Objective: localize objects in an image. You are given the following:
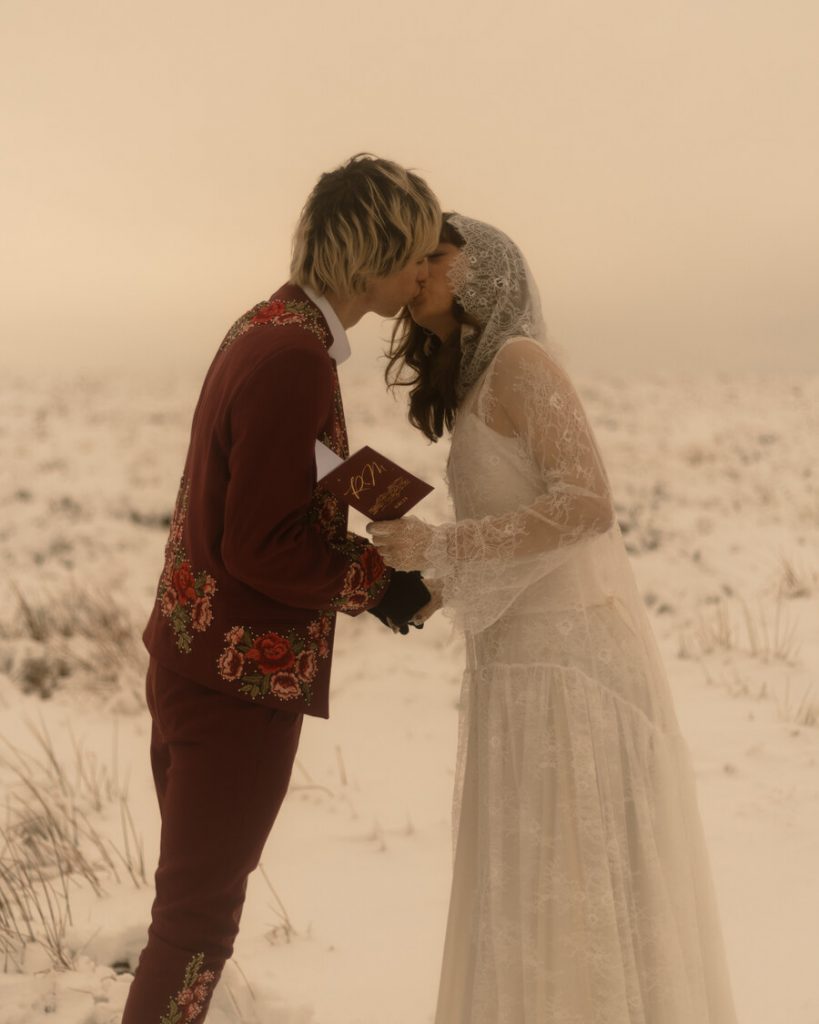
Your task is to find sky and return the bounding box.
[2,0,818,378]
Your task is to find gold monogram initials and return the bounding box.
[345,461,386,500]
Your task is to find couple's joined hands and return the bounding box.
[376,577,442,633]
[412,576,443,625]
[366,518,442,632]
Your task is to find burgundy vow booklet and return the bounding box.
[318,445,434,521]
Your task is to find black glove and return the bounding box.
[367,570,430,635]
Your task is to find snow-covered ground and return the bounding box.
[0,350,817,1024]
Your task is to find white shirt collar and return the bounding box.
[301,285,351,366]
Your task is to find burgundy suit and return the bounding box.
[142,282,392,719]
[124,284,394,1023]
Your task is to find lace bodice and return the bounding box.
[420,336,617,635]
[447,412,541,517]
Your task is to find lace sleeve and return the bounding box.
[371,339,614,632]
[447,336,612,545]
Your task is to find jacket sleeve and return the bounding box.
[221,342,390,613]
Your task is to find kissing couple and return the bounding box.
[123,154,738,1024]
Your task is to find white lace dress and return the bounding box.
[422,338,737,1023]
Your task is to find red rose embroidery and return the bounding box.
[177,987,207,1019]
[219,614,332,705]
[160,588,177,617]
[344,562,365,594]
[246,632,295,674]
[271,672,301,700]
[225,625,246,645]
[359,545,385,588]
[308,616,331,639]
[169,509,184,544]
[318,496,340,530]
[252,299,286,322]
[295,649,318,683]
[191,596,213,632]
[343,590,370,611]
[172,562,197,605]
[335,559,374,611]
[158,480,217,653]
[160,953,215,1024]
[221,298,329,353]
[217,647,245,681]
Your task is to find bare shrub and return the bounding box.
[0,721,146,970]
[738,594,801,665]
[694,601,735,655]
[685,592,801,667]
[5,583,145,703]
[699,663,769,702]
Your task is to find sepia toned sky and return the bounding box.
[2,0,818,377]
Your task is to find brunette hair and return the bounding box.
[290,153,441,297]
[385,215,476,442]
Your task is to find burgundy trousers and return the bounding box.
[121,659,303,1023]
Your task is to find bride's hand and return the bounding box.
[366,515,433,572]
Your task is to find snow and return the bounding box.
[0,351,817,1023]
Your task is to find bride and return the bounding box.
[368,214,738,1023]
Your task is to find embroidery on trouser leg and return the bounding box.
[159,952,216,1024]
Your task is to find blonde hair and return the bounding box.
[290,154,441,296]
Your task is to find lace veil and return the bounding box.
[445,214,551,398]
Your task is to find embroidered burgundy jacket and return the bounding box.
[142,284,391,718]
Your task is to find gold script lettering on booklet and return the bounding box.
[368,477,411,518]
[345,461,386,501]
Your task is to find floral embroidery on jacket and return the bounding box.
[331,539,389,613]
[216,614,333,704]
[158,479,217,654]
[219,297,330,353]
[159,952,216,1024]
[309,489,346,543]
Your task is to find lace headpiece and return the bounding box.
[446,214,549,398]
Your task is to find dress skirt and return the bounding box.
[434,604,738,1024]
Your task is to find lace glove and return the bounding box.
[366,516,434,572]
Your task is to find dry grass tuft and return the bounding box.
[776,556,816,600]
[259,864,298,946]
[3,583,145,704]
[679,583,816,728]
[684,591,801,667]
[777,680,819,729]
[0,720,146,971]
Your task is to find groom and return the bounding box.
[122,154,441,1023]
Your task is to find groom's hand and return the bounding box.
[367,570,430,635]
[409,577,443,626]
